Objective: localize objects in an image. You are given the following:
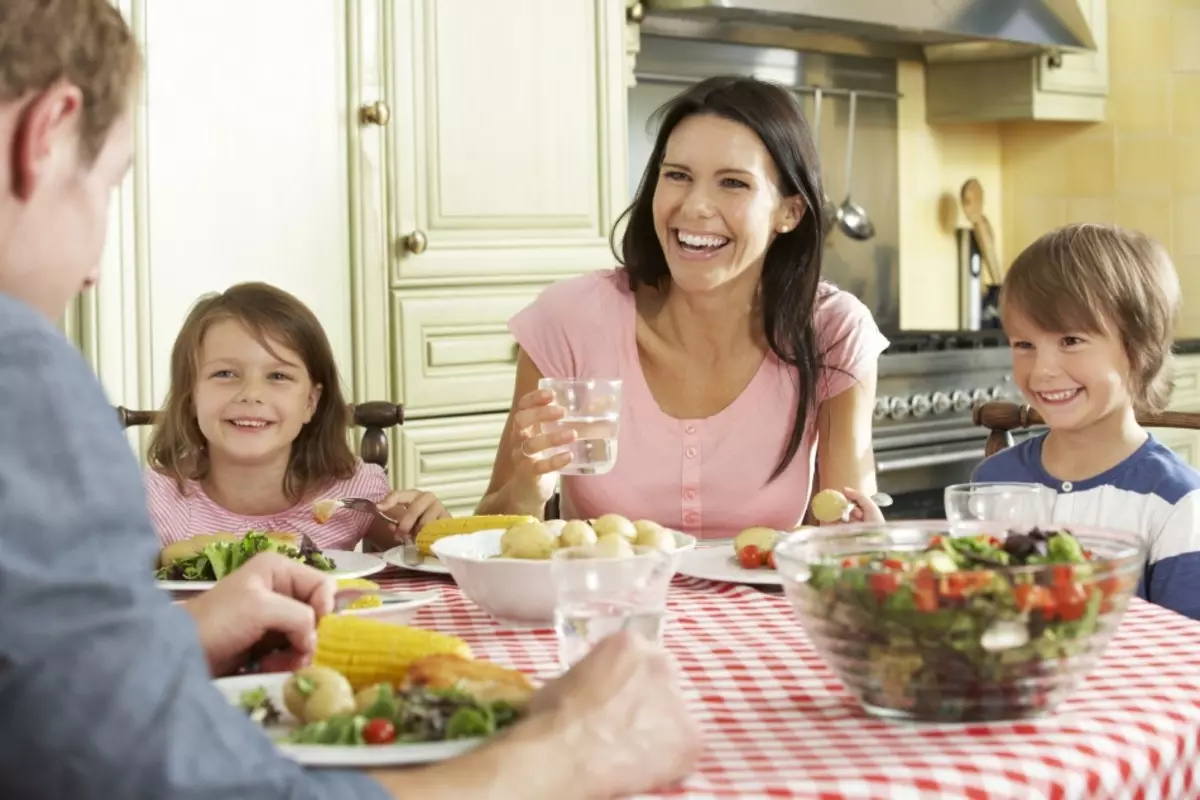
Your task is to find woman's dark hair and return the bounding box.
[614,75,829,480]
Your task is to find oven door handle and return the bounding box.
[876,448,986,473]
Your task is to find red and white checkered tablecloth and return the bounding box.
[372,568,1200,799]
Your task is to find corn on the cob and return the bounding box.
[335,578,382,610]
[415,515,535,556]
[313,614,472,690]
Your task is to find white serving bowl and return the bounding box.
[432,528,697,628]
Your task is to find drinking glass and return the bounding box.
[538,377,622,475]
[549,545,673,670]
[944,482,1055,527]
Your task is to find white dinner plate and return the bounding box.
[341,590,440,622]
[676,545,784,586]
[381,546,452,576]
[158,549,389,592]
[214,673,483,767]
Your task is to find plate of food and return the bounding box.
[156,531,386,591]
[220,616,535,766]
[675,527,785,586]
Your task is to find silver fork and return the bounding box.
[319,497,422,566]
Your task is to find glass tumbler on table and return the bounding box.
[549,545,673,670]
[538,377,622,475]
[944,482,1056,527]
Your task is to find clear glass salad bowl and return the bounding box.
[773,520,1146,723]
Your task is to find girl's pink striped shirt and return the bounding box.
[144,461,391,551]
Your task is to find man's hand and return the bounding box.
[182,552,336,676]
[530,631,703,797]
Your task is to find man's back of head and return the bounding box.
[0,0,141,320]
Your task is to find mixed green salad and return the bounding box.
[155,531,336,581]
[801,528,1134,720]
[238,683,522,746]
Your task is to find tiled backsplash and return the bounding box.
[998,0,1199,336]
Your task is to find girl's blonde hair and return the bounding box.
[147,282,356,500]
[1000,223,1181,413]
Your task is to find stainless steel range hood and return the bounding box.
[640,0,1097,62]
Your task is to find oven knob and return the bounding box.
[931,391,952,414]
[888,396,911,420]
[950,390,972,413]
[874,397,890,421]
[909,394,932,418]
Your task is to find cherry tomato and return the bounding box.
[1054,582,1089,622]
[363,718,396,745]
[928,536,944,549]
[914,569,938,612]
[882,558,905,571]
[1014,584,1055,616]
[869,571,901,601]
[842,557,859,568]
[1052,565,1075,589]
[765,550,776,570]
[738,545,762,570]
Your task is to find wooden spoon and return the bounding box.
[960,178,1002,287]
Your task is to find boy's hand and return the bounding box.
[376,489,451,541]
[842,486,885,523]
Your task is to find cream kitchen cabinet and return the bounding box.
[1154,354,1200,469]
[351,0,629,426]
[924,0,1108,123]
[395,413,508,518]
[72,0,357,438]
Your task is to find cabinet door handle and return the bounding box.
[359,100,390,126]
[627,3,645,23]
[402,230,428,255]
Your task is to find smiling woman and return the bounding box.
[477,76,889,539]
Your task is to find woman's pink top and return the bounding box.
[144,460,390,551]
[509,268,888,540]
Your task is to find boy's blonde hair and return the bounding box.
[1000,223,1181,413]
[0,0,141,162]
[147,282,357,502]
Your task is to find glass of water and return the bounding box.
[549,545,673,670]
[944,482,1055,527]
[538,377,622,475]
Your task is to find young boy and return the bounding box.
[973,223,1200,621]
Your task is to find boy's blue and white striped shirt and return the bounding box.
[973,433,1200,620]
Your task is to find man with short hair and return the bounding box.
[0,2,700,797]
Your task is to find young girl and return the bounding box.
[145,282,448,552]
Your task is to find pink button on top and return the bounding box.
[684,424,697,435]
[685,447,697,459]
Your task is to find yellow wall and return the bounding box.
[999,0,1200,336]
[897,61,1002,329]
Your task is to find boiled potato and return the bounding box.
[634,523,676,553]
[633,519,664,539]
[283,665,356,724]
[354,683,393,713]
[733,526,779,554]
[810,489,852,523]
[593,532,636,559]
[500,520,559,560]
[593,513,637,541]
[559,519,597,548]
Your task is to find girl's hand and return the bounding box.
[842,486,885,523]
[376,489,450,542]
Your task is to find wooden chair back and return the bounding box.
[973,400,1200,457]
[115,401,405,470]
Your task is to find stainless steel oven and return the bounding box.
[872,332,1034,519]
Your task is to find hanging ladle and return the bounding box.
[810,87,837,235]
[836,90,875,241]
